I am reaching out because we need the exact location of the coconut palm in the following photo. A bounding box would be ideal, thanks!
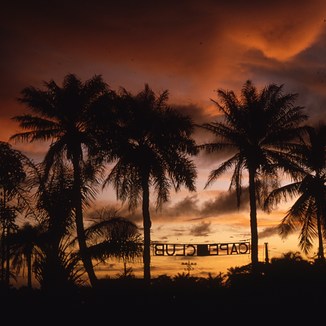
[264,122,326,260]
[102,84,198,284]
[10,73,114,287]
[197,80,308,270]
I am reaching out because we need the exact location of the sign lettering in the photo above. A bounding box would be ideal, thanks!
[153,242,250,256]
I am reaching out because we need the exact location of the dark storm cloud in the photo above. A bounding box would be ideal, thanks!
[154,195,201,220]
[259,226,280,239]
[200,188,250,217]
[189,221,212,237]
[167,195,201,217]
[172,103,211,126]
[94,187,251,225]
[152,188,250,222]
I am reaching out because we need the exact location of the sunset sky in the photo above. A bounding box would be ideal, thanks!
[1,0,326,279]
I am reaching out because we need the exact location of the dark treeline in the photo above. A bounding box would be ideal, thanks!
[1,255,326,323]
[0,74,325,316]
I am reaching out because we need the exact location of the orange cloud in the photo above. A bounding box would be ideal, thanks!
[225,3,326,61]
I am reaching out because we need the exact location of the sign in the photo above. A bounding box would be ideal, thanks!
[153,242,250,256]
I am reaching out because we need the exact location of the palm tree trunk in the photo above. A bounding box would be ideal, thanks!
[0,228,4,282]
[248,167,259,270]
[0,188,5,282]
[142,173,151,286]
[72,156,98,287]
[5,226,10,286]
[4,191,11,286]
[27,250,32,289]
[316,210,325,261]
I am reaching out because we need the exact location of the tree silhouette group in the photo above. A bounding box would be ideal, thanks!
[0,74,325,294]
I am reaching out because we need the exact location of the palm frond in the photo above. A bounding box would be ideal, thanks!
[205,154,239,189]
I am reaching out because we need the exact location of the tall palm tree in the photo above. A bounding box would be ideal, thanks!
[264,122,326,260]
[102,84,198,284]
[197,80,308,270]
[10,73,114,287]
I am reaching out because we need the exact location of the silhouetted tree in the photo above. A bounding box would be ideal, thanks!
[33,161,84,291]
[10,74,113,287]
[0,141,27,285]
[32,234,85,292]
[102,84,198,284]
[9,222,42,289]
[264,122,326,260]
[197,80,308,270]
[85,209,143,276]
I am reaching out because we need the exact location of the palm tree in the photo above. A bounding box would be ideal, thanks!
[197,80,308,270]
[0,141,27,285]
[85,209,143,275]
[32,234,86,292]
[102,84,198,284]
[33,161,82,291]
[9,222,42,289]
[264,122,326,260]
[10,73,114,287]
[9,223,85,292]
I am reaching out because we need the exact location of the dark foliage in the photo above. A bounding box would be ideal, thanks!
[1,259,326,324]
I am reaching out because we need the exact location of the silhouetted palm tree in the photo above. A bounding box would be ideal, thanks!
[4,156,81,290]
[35,162,75,245]
[103,84,198,284]
[10,222,84,291]
[10,73,113,287]
[32,234,85,292]
[85,209,143,275]
[33,161,84,291]
[9,222,42,289]
[264,122,326,260]
[197,80,308,270]
[0,141,27,285]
